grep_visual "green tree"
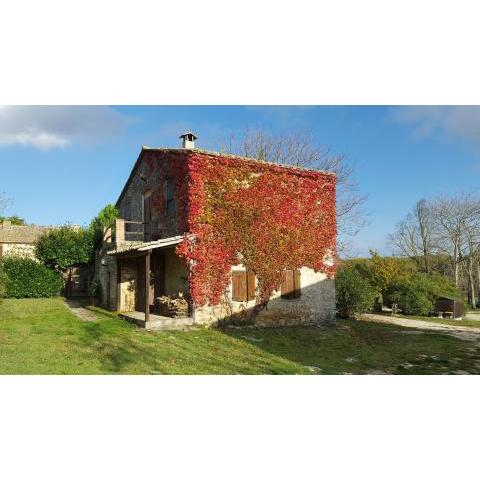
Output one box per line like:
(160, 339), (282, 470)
(336, 266), (378, 318)
(0, 215), (26, 225)
(36, 226), (94, 296)
(89, 204), (118, 248)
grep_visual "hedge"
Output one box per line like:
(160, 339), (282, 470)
(0, 263), (7, 300)
(1, 256), (63, 298)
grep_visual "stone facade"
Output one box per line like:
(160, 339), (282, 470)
(99, 147), (336, 328)
(0, 221), (53, 260)
(193, 266), (335, 327)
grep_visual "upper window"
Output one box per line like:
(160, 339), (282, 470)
(166, 178), (175, 215)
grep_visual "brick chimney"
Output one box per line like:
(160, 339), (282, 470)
(179, 132), (197, 149)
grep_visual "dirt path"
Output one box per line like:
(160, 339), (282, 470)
(64, 299), (98, 322)
(361, 313), (480, 342)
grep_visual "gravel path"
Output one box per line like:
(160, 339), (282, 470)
(361, 313), (480, 342)
(64, 299), (98, 322)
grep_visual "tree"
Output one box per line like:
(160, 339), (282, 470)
(0, 193), (12, 217)
(36, 226), (94, 296)
(0, 215), (26, 225)
(389, 199), (434, 273)
(336, 266), (378, 318)
(89, 204), (118, 248)
(217, 128), (366, 253)
(368, 250), (416, 293)
(430, 193), (480, 290)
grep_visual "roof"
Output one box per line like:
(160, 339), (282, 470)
(0, 224), (53, 244)
(107, 235), (188, 256)
(116, 146), (336, 207)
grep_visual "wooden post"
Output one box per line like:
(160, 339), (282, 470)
(145, 250), (151, 323)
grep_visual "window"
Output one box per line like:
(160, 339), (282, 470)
(143, 191), (152, 241)
(281, 269), (301, 299)
(166, 178), (175, 215)
(231, 270), (256, 302)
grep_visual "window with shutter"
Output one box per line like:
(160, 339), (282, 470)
(281, 269), (301, 299)
(231, 271), (247, 301)
(232, 270), (256, 302)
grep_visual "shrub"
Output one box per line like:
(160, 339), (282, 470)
(0, 263), (8, 300)
(384, 273), (459, 316)
(336, 267), (378, 318)
(2, 256), (63, 298)
(384, 280), (433, 316)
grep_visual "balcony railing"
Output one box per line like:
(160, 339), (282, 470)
(104, 219), (146, 248)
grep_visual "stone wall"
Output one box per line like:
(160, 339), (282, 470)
(117, 150), (188, 240)
(193, 266), (336, 327)
(0, 243), (36, 259)
(164, 248), (189, 297)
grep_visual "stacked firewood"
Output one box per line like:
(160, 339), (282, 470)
(155, 295), (189, 318)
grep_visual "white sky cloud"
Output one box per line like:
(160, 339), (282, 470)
(390, 106), (480, 144)
(0, 106), (132, 150)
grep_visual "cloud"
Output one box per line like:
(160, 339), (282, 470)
(0, 106), (132, 150)
(389, 106), (480, 144)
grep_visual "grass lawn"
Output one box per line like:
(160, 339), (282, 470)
(1, 297), (480, 374)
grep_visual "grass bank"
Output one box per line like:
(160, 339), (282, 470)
(0, 298), (479, 374)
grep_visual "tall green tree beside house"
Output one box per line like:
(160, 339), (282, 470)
(89, 204), (118, 248)
(36, 225), (94, 296)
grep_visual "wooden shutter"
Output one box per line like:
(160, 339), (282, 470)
(294, 269), (301, 298)
(247, 271), (256, 301)
(281, 269), (301, 299)
(281, 270), (295, 299)
(232, 271), (247, 301)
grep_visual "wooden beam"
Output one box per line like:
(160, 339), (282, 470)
(145, 250), (151, 323)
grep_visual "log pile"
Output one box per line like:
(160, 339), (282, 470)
(155, 295), (189, 318)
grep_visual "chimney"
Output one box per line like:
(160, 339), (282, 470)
(179, 132), (197, 149)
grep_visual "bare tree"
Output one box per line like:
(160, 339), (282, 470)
(388, 199), (434, 273)
(430, 192), (480, 291)
(0, 193), (12, 217)
(217, 128), (367, 253)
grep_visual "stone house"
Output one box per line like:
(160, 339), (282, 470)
(98, 133), (336, 329)
(0, 220), (91, 296)
(0, 220), (52, 259)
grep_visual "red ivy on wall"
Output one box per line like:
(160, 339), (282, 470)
(144, 150), (336, 306)
(175, 152), (337, 307)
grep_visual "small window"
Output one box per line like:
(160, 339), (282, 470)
(166, 178), (175, 215)
(281, 269), (301, 299)
(231, 270), (256, 302)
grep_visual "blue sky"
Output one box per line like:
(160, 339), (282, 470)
(1, 105), (479, 256)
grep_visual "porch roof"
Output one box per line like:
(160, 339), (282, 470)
(107, 235), (188, 256)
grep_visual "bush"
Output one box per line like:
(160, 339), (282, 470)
(384, 273), (459, 316)
(2, 256), (63, 298)
(0, 263), (7, 300)
(336, 267), (378, 318)
(384, 280), (433, 316)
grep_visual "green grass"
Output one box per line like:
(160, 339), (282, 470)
(0, 297), (480, 374)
